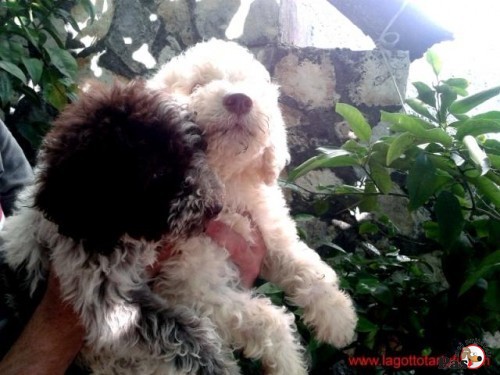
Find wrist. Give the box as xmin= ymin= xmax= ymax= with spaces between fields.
xmin=0 ymin=279 xmax=85 ymax=375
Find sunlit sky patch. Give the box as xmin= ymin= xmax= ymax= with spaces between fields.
xmin=408 ymin=0 xmax=500 ymax=111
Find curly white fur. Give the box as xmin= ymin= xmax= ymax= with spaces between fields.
xmin=148 ymin=39 xmax=357 ymax=374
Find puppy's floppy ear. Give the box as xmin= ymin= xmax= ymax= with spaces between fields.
xmin=34 ymin=105 xmax=139 ymax=252
xmin=34 ymin=80 xmax=180 ymax=253
xmin=35 ymin=141 xmax=128 ymax=252
xmin=259 ymin=111 xmax=290 ymax=185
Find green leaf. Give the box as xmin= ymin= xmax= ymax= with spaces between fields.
xmin=356 ymin=277 xmax=380 ymax=294
xmin=371 ymin=140 xmax=390 ymax=155
xmin=449 ymin=85 xmax=500 ymax=114
xmin=0 ymin=71 xmax=13 ymax=106
xmin=459 ymin=251 xmax=500 ymax=296
xmin=425 ymin=143 xmax=445 ymax=153
xmin=473 ymin=111 xmax=500 ymax=121
xmin=44 ymin=46 xmax=77 ymax=79
xmin=382 ymin=112 xmax=453 ymax=146
xmin=485 ymin=170 xmax=500 ymax=186
xmin=55 ymin=8 xmax=81 ymax=33
xmin=336 ymin=103 xmax=372 ymax=142
xmin=313 ymin=199 xmax=330 ymax=216
xmin=359 ymin=222 xmax=379 ymax=235
xmin=17 ymin=120 xmax=49 ymax=150
xmin=369 ymin=150 xmax=387 ymax=166
xmin=427 ymin=154 xmax=459 ymax=176
xmin=422 ymin=347 xmax=433 ymax=356
xmin=287 ymin=150 xmax=358 ymax=181
xmin=293 ymin=213 xmax=315 ymax=222
xmin=484 ymin=281 xmax=500 ymax=312
xmin=413 ymin=81 xmax=436 ymax=107
xmin=382 ymin=111 xmax=431 ymax=129
xmin=369 ymin=159 xmax=392 ymax=194
xmin=407 ymin=153 xmax=438 ymax=210
xmin=443 ymin=78 xmax=468 ymax=90
xmin=358 ymin=181 xmax=378 ymax=212
xmin=341 ymin=139 xmax=368 ymax=156
xmin=0 ymin=61 xmax=27 ymax=83
xmin=18 ymin=85 xmax=42 ymax=106
xmin=463 ymin=135 xmax=490 ymax=176
xmin=425 ymin=50 xmax=442 ymax=76
xmin=456 ymin=119 xmax=500 ymax=140
xmin=20 ymin=25 xmax=42 ymax=51
xmin=256 ymin=282 xmax=283 ymax=295
xmin=442 ymin=78 xmax=468 ymax=96
xmin=468 ymin=175 xmax=500 ymax=209
xmin=451 ymin=183 xmax=466 ymax=198
xmin=423 ymin=128 xmax=454 ymax=146
xmin=321 ymin=184 xmax=364 ymax=195
xmin=471 ymin=219 xmax=490 ymax=238
xmin=405 ymin=98 xmax=437 ymax=122
xmin=488 ymin=219 xmax=500 ymax=247
xmin=39 ymin=18 xmax=66 ymax=48
xmin=437 ymin=84 xmax=458 ymax=121
xmin=435 ymin=191 xmax=464 ymax=247
xmin=356 ymin=316 xmax=378 ymax=333
xmin=489 ymin=154 xmax=500 ymax=169
xmin=257 ymin=282 xmax=285 ymax=306
xmin=22 ymin=57 xmax=43 ymax=84
xmin=373 ymin=284 xmax=393 ymax=305
xmin=43 ymin=82 xmax=68 ymax=110
xmin=423 ymin=221 xmax=440 ymax=241
xmin=386 ymin=132 xmax=415 ymax=165
xmin=80 ymin=0 xmax=96 ymax=22
xmin=484 ymin=138 xmax=500 ymax=155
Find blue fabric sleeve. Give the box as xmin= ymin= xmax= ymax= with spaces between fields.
xmin=0 ymin=120 xmax=34 ymax=215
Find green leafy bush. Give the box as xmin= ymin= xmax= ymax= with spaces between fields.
xmin=0 ymin=0 xmax=94 ymax=161
xmin=279 ymin=51 xmax=500 ymax=373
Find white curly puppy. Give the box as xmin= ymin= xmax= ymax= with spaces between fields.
xmin=149 ymin=39 xmax=357 ymax=374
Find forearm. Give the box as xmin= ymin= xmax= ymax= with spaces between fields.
xmin=0 ymin=278 xmax=85 ymax=375
xmin=205 ymin=219 xmax=265 ymax=288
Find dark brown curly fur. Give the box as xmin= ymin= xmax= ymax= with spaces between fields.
xmin=35 ymin=80 xmax=220 ymax=253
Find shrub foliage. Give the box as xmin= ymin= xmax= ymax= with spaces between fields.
xmin=281 ymin=51 xmax=500 ymax=373
xmin=0 ymin=0 xmax=94 ymax=161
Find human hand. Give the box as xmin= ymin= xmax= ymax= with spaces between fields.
xmin=205 ymin=218 xmax=266 ymax=288
xmin=151 ymin=216 xmax=267 ymax=287
xmin=0 ymin=271 xmax=85 ymax=375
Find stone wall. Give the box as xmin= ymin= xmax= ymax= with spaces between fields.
xmin=71 ymin=0 xmax=409 ymax=167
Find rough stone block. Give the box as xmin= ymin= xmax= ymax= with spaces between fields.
xmin=257 ymin=45 xmax=409 ymax=166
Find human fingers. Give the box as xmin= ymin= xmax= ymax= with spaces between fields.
xmin=208 ymin=219 xmax=267 ymax=287
xmin=205 ymin=220 xmax=246 ymax=254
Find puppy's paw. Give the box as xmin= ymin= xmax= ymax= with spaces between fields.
xmin=260 ymin=146 xmax=279 ymax=185
xmin=300 ymin=287 xmax=357 ymax=349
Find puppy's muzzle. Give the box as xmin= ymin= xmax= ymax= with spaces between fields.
xmin=223 ymin=93 xmax=252 ymax=115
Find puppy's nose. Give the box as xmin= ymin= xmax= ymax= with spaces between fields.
xmin=223 ymin=93 xmax=252 ymax=115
